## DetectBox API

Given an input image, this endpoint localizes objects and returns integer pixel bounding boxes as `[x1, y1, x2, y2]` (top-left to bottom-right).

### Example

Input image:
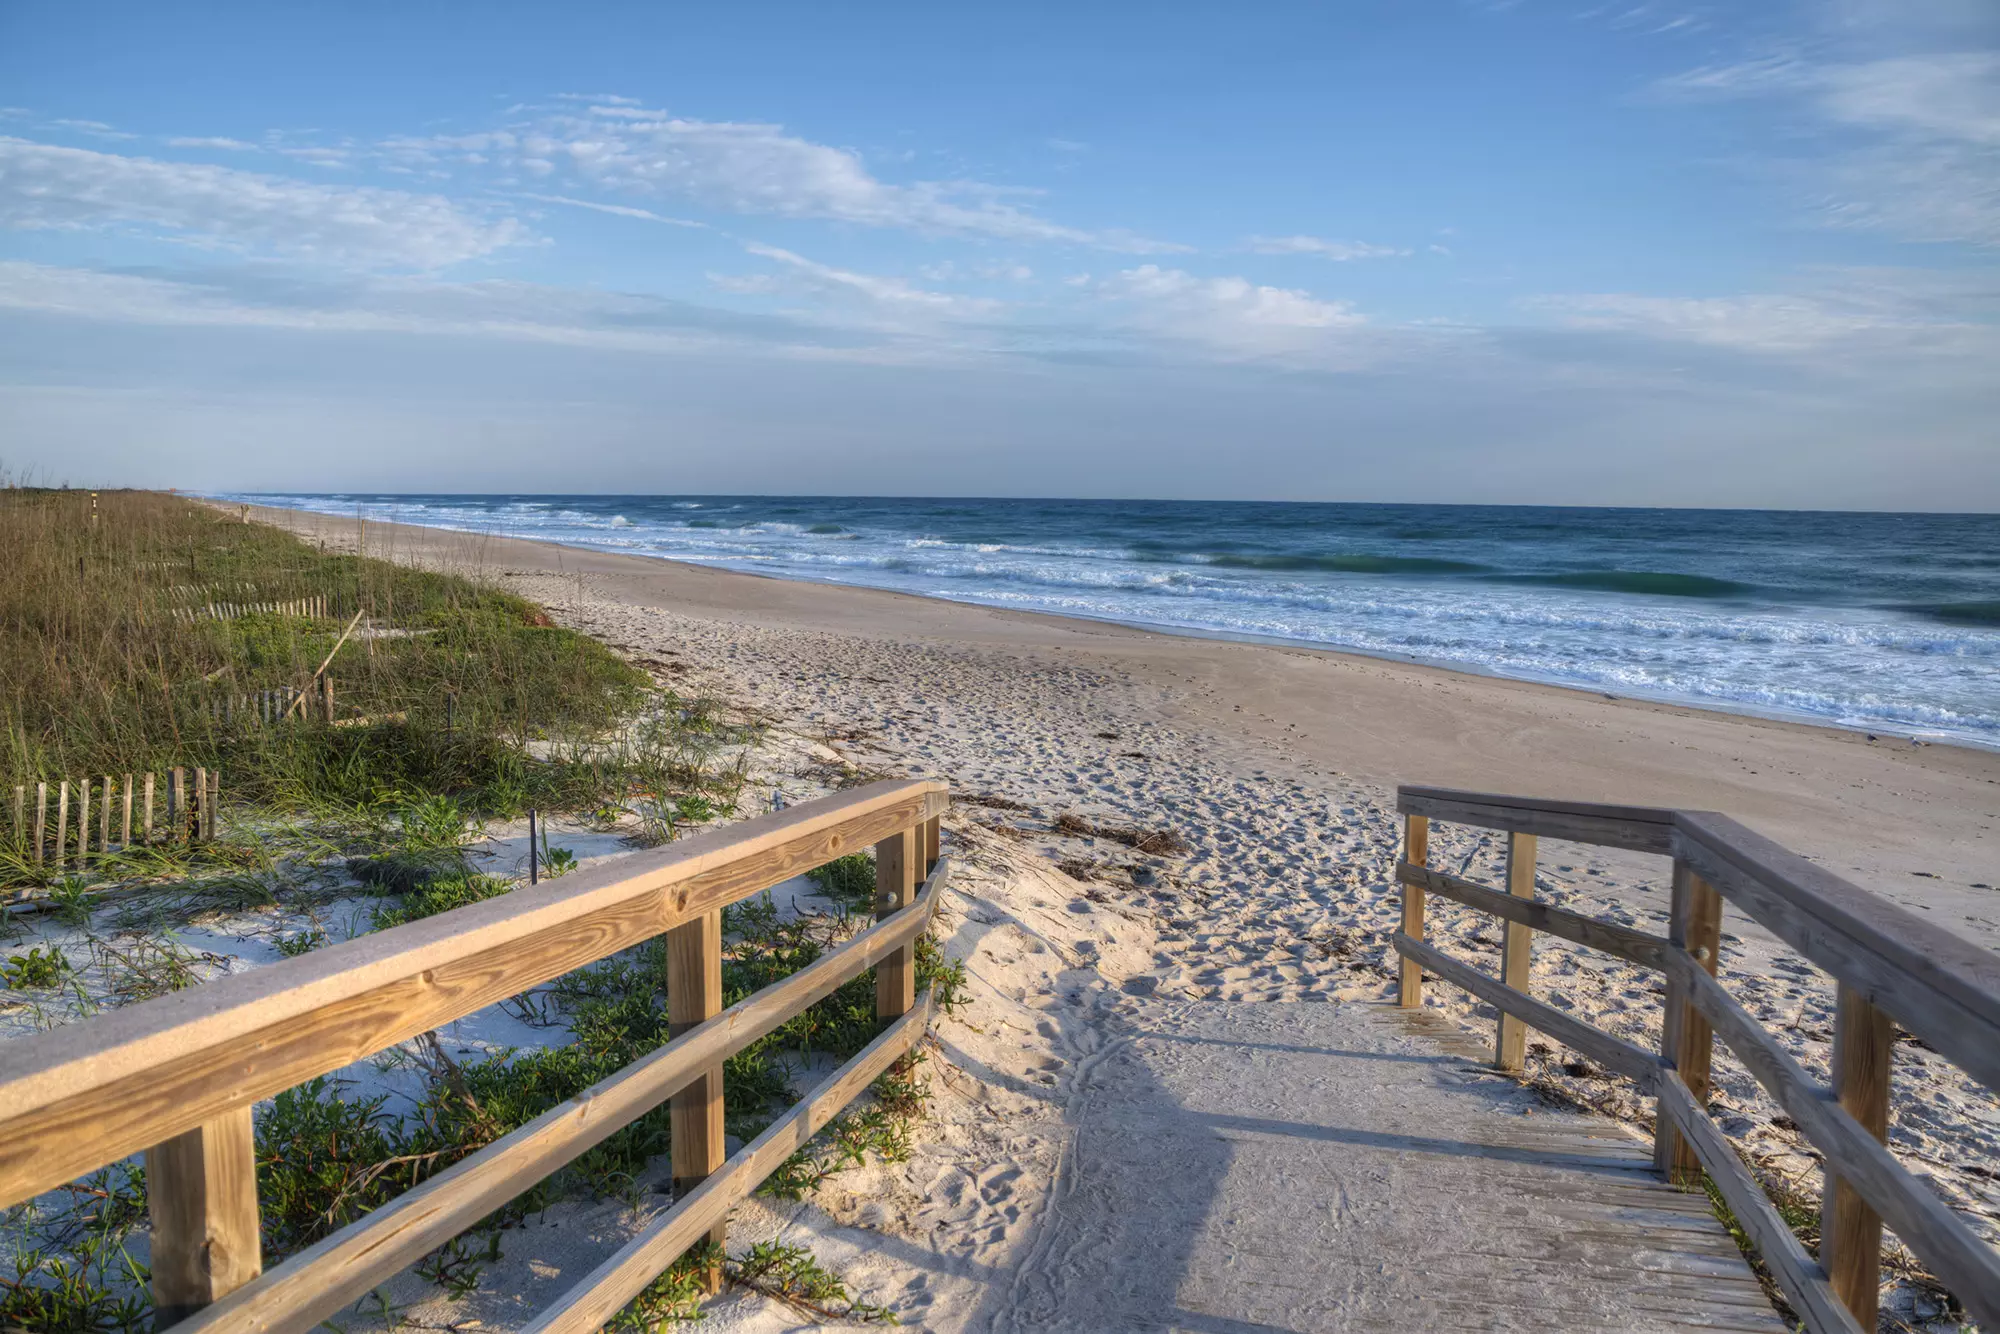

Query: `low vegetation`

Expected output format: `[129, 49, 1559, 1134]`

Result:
[0, 488, 962, 1330]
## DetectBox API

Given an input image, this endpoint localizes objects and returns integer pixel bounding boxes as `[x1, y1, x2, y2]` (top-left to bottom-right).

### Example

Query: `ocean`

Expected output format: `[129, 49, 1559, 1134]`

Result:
[221, 494, 2000, 749]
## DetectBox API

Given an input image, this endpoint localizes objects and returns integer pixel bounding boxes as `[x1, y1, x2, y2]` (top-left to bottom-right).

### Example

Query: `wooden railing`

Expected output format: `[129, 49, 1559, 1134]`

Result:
[0, 778, 950, 1333]
[1392, 785, 2000, 1333]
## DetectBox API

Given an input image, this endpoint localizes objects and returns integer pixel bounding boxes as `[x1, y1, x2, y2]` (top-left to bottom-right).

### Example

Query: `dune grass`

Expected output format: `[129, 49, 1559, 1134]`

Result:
[0, 489, 962, 1328]
[0, 487, 647, 814]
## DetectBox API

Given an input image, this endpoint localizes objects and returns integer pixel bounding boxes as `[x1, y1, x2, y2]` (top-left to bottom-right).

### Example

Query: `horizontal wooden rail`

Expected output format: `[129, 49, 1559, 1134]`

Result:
[176, 859, 951, 1334]
[1391, 933, 1663, 1085]
[1674, 812, 2000, 1096]
[0, 778, 948, 1209]
[1394, 783, 2000, 1332]
[1396, 863, 1671, 971]
[1397, 786, 1676, 855]
[1654, 1072, 1862, 1334]
[1668, 952, 2000, 1325]
[526, 994, 935, 1334]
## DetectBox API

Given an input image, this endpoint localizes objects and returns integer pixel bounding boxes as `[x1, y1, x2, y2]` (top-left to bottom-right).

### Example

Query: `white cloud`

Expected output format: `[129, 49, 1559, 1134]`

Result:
[719, 242, 999, 318]
[521, 193, 707, 227]
[167, 136, 256, 151]
[50, 118, 134, 140]
[0, 138, 528, 268]
[1246, 235, 1411, 260]
[385, 103, 1185, 252]
[1659, 48, 2000, 245]
[1533, 281, 1996, 354]
[273, 145, 354, 168]
[1092, 265, 1369, 361]
[918, 260, 1034, 282]
[0, 260, 862, 358]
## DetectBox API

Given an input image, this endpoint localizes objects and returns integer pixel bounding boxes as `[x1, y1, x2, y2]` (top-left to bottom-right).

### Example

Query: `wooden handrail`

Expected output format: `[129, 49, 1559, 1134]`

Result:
[1673, 811, 2000, 1094]
[174, 859, 951, 1334]
[1396, 862, 1673, 971]
[0, 778, 947, 1209]
[1397, 785, 1677, 854]
[526, 995, 936, 1334]
[1391, 783, 2000, 1332]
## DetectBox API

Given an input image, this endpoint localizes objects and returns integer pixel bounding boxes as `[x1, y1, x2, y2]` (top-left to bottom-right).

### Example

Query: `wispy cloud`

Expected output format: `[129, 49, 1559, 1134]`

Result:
[1245, 235, 1411, 260]
[0, 138, 529, 268]
[714, 243, 1002, 324]
[0, 260, 864, 356]
[50, 118, 135, 140]
[520, 193, 707, 227]
[1532, 272, 1999, 355]
[1091, 265, 1370, 362]
[386, 101, 1188, 252]
[167, 136, 257, 151]
[1659, 48, 2000, 245]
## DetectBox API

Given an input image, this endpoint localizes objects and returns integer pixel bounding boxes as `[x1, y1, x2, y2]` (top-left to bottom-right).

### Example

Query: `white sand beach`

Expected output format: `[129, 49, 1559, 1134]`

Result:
[237, 503, 1999, 1330]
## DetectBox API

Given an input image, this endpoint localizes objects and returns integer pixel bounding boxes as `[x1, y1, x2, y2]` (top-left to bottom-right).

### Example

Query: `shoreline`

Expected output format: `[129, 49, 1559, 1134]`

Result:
[249, 497, 2000, 914]
[217, 494, 2000, 755]
[242, 497, 1996, 756]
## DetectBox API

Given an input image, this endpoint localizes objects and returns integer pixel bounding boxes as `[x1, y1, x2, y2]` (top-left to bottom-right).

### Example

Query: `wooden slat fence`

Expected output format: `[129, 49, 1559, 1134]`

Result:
[9, 768, 220, 866]
[169, 596, 330, 623]
[0, 778, 949, 1333]
[1393, 785, 2000, 1333]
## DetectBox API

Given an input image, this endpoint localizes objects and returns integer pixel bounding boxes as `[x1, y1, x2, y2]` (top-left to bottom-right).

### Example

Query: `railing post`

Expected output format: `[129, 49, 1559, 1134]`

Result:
[1494, 831, 1537, 1071]
[1822, 984, 1892, 1328]
[1398, 814, 1429, 1008]
[147, 1107, 261, 1325]
[666, 908, 726, 1290]
[923, 813, 941, 878]
[876, 823, 920, 1020]
[1654, 860, 1722, 1181]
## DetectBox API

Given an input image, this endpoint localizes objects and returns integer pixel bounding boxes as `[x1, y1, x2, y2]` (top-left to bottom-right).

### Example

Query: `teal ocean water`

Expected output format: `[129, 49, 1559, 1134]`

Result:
[225, 494, 2000, 748]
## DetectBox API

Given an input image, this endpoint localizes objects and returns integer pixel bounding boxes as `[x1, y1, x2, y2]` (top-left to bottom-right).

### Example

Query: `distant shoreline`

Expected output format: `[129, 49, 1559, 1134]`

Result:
[229, 494, 1999, 756]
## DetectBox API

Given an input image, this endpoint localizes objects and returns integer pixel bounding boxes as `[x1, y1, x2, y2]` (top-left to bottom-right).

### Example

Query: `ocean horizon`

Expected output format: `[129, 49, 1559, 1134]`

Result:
[219, 493, 2000, 750]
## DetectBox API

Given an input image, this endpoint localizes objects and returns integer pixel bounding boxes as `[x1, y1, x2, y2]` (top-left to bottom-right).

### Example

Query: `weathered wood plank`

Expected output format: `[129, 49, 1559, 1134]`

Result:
[1391, 932, 1662, 1085]
[174, 861, 949, 1334]
[1495, 832, 1538, 1072]
[875, 824, 919, 1020]
[1398, 815, 1429, 1008]
[665, 908, 725, 1290]
[1673, 812, 2000, 1096]
[148, 1108, 262, 1324]
[1670, 951, 2000, 1328]
[0, 779, 948, 1209]
[1655, 1072, 1862, 1334]
[1821, 984, 1893, 1329]
[1654, 861, 1722, 1181]
[524, 995, 935, 1334]
[1396, 863, 1670, 971]
[1397, 786, 1676, 854]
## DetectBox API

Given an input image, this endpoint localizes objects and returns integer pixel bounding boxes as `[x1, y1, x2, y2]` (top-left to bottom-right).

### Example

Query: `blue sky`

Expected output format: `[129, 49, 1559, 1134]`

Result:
[1, 0, 1995, 507]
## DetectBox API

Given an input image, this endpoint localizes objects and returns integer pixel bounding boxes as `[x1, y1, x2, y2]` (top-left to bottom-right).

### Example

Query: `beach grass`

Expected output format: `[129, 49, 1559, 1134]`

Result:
[0, 487, 647, 823]
[0, 490, 962, 1328]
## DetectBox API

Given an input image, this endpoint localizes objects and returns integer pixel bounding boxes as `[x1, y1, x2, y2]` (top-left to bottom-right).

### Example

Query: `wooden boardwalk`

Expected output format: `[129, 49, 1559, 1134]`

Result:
[978, 999, 1782, 1333]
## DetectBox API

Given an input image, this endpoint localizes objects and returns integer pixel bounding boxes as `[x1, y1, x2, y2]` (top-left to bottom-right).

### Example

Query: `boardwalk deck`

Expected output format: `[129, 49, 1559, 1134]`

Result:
[978, 999, 1781, 1333]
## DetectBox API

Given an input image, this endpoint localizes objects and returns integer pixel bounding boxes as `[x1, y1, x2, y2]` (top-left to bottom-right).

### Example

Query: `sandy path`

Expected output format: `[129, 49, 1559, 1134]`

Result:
[249, 504, 1997, 1330]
